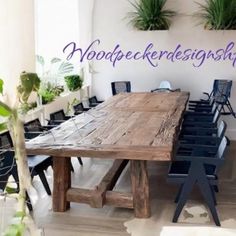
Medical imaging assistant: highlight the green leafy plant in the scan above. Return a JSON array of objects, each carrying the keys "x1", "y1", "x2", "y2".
[
  {"x1": 128, "y1": 0, "x2": 176, "y2": 30},
  {"x1": 36, "y1": 55, "x2": 74, "y2": 85},
  {"x1": 19, "y1": 102, "x2": 37, "y2": 114},
  {"x1": 196, "y1": 0, "x2": 236, "y2": 30},
  {"x1": 17, "y1": 72, "x2": 41, "y2": 104},
  {"x1": 64, "y1": 75, "x2": 83, "y2": 91},
  {"x1": 0, "y1": 73, "x2": 41, "y2": 235},
  {"x1": 38, "y1": 82, "x2": 64, "y2": 105}
]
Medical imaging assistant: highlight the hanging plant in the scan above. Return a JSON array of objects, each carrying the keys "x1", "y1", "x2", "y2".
[
  {"x1": 128, "y1": 0, "x2": 176, "y2": 30},
  {"x1": 196, "y1": 0, "x2": 236, "y2": 30}
]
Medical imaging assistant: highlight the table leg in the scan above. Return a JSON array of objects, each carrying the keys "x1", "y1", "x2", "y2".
[
  {"x1": 130, "y1": 160, "x2": 150, "y2": 218},
  {"x1": 53, "y1": 156, "x2": 71, "y2": 212}
]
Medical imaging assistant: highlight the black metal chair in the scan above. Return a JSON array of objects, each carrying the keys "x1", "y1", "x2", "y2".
[
  {"x1": 167, "y1": 137, "x2": 228, "y2": 226},
  {"x1": 48, "y1": 109, "x2": 71, "y2": 125},
  {"x1": 0, "y1": 150, "x2": 18, "y2": 192},
  {"x1": 88, "y1": 96, "x2": 104, "y2": 107},
  {"x1": 1, "y1": 131, "x2": 52, "y2": 195},
  {"x1": 46, "y1": 113, "x2": 84, "y2": 167},
  {"x1": 0, "y1": 131, "x2": 52, "y2": 202},
  {"x1": 179, "y1": 120, "x2": 226, "y2": 147},
  {"x1": 111, "y1": 81, "x2": 131, "y2": 95},
  {"x1": 24, "y1": 119, "x2": 83, "y2": 168},
  {"x1": 24, "y1": 118, "x2": 56, "y2": 139},
  {"x1": 73, "y1": 103, "x2": 90, "y2": 115},
  {"x1": 187, "y1": 102, "x2": 218, "y2": 114},
  {"x1": 189, "y1": 80, "x2": 235, "y2": 117},
  {"x1": 182, "y1": 108, "x2": 220, "y2": 129},
  {"x1": 213, "y1": 80, "x2": 235, "y2": 117},
  {"x1": 0, "y1": 149, "x2": 35, "y2": 211}
]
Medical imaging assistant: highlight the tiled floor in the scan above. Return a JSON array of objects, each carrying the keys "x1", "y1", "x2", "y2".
[{"x1": 1, "y1": 142, "x2": 236, "y2": 235}]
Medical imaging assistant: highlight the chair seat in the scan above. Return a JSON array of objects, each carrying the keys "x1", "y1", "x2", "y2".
[
  {"x1": 27, "y1": 155, "x2": 51, "y2": 168},
  {"x1": 168, "y1": 161, "x2": 216, "y2": 180}
]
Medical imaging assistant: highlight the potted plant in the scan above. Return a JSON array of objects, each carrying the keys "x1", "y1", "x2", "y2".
[
  {"x1": 36, "y1": 55, "x2": 74, "y2": 90},
  {"x1": 64, "y1": 75, "x2": 83, "y2": 91},
  {"x1": 195, "y1": 0, "x2": 236, "y2": 30},
  {"x1": 127, "y1": 0, "x2": 176, "y2": 30},
  {"x1": 38, "y1": 82, "x2": 64, "y2": 105}
]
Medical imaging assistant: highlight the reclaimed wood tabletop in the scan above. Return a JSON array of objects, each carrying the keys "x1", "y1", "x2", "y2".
[{"x1": 26, "y1": 92, "x2": 189, "y2": 161}]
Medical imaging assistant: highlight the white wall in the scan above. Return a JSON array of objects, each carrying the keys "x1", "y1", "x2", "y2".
[
  {"x1": 0, "y1": 0, "x2": 35, "y2": 106},
  {"x1": 35, "y1": 0, "x2": 80, "y2": 84},
  {"x1": 91, "y1": 0, "x2": 236, "y2": 139}
]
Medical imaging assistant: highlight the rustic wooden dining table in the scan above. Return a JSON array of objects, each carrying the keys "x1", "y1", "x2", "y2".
[{"x1": 26, "y1": 92, "x2": 189, "y2": 218}]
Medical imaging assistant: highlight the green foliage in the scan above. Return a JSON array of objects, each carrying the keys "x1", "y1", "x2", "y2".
[
  {"x1": 36, "y1": 55, "x2": 45, "y2": 67},
  {"x1": 196, "y1": 0, "x2": 236, "y2": 30},
  {"x1": 14, "y1": 211, "x2": 26, "y2": 218},
  {"x1": 17, "y1": 72, "x2": 41, "y2": 104},
  {"x1": 4, "y1": 223, "x2": 25, "y2": 236},
  {"x1": 0, "y1": 102, "x2": 12, "y2": 117},
  {"x1": 58, "y1": 62, "x2": 74, "y2": 75},
  {"x1": 0, "y1": 79, "x2": 3, "y2": 94},
  {"x1": 128, "y1": 0, "x2": 176, "y2": 30},
  {"x1": 0, "y1": 79, "x2": 12, "y2": 117},
  {"x1": 40, "y1": 90, "x2": 56, "y2": 104},
  {"x1": 5, "y1": 186, "x2": 18, "y2": 194},
  {"x1": 64, "y1": 75, "x2": 83, "y2": 91},
  {"x1": 38, "y1": 82, "x2": 64, "y2": 104},
  {"x1": 0, "y1": 122, "x2": 7, "y2": 131},
  {"x1": 50, "y1": 57, "x2": 61, "y2": 64},
  {"x1": 19, "y1": 102, "x2": 37, "y2": 114},
  {"x1": 36, "y1": 55, "x2": 74, "y2": 85}
]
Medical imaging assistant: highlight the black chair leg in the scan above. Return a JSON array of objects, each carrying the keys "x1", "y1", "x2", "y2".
[
  {"x1": 77, "y1": 157, "x2": 83, "y2": 166},
  {"x1": 214, "y1": 185, "x2": 219, "y2": 193},
  {"x1": 38, "y1": 171, "x2": 51, "y2": 195},
  {"x1": 173, "y1": 177, "x2": 195, "y2": 223},
  {"x1": 70, "y1": 161, "x2": 74, "y2": 172},
  {"x1": 11, "y1": 168, "x2": 20, "y2": 191},
  {"x1": 26, "y1": 191, "x2": 33, "y2": 211},
  {"x1": 210, "y1": 186, "x2": 217, "y2": 205},
  {"x1": 174, "y1": 184, "x2": 183, "y2": 203},
  {"x1": 198, "y1": 175, "x2": 221, "y2": 226}
]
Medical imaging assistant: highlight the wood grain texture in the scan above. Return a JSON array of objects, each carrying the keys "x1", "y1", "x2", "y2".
[
  {"x1": 53, "y1": 156, "x2": 71, "y2": 212},
  {"x1": 91, "y1": 159, "x2": 129, "y2": 208},
  {"x1": 66, "y1": 188, "x2": 134, "y2": 209},
  {"x1": 26, "y1": 92, "x2": 189, "y2": 161},
  {"x1": 130, "y1": 160, "x2": 150, "y2": 218}
]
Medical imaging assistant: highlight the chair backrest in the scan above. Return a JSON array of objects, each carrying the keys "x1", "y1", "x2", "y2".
[
  {"x1": 0, "y1": 150, "x2": 15, "y2": 190},
  {"x1": 73, "y1": 103, "x2": 84, "y2": 113},
  {"x1": 111, "y1": 81, "x2": 131, "y2": 95},
  {"x1": 217, "y1": 121, "x2": 227, "y2": 139},
  {"x1": 159, "y1": 80, "x2": 172, "y2": 90},
  {"x1": 89, "y1": 96, "x2": 97, "y2": 104},
  {"x1": 216, "y1": 137, "x2": 227, "y2": 161},
  {"x1": 0, "y1": 131, "x2": 13, "y2": 149},
  {"x1": 213, "y1": 109, "x2": 220, "y2": 124},
  {"x1": 205, "y1": 137, "x2": 227, "y2": 174},
  {"x1": 24, "y1": 119, "x2": 42, "y2": 132},
  {"x1": 213, "y1": 80, "x2": 232, "y2": 103},
  {"x1": 50, "y1": 110, "x2": 66, "y2": 121}
]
